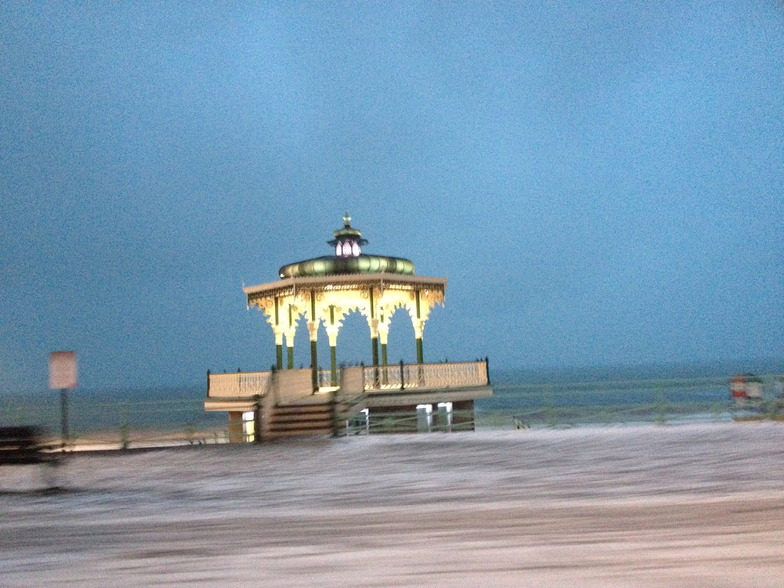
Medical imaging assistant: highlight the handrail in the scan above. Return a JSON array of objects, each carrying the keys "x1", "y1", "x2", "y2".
[{"x1": 337, "y1": 391, "x2": 369, "y2": 420}]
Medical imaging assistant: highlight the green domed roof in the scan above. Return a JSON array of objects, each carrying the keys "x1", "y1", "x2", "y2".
[{"x1": 279, "y1": 213, "x2": 415, "y2": 279}]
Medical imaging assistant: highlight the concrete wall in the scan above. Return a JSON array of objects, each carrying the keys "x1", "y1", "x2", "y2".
[
  {"x1": 339, "y1": 366, "x2": 365, "y2": 397},
  {"x1": 274, "y1": 369, "x2": 315, "y2": 404}
]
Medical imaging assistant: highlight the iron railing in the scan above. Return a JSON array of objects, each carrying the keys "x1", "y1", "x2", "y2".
[
  {"x1": 478, "y1": 374, "x2": 784, "y2": 429},
  {"x1": 1, "y1": 396, "x2": 227, "y2": 450},
  {"x1": 339, "y1": 407, "x2": 477, "y2": 436}
]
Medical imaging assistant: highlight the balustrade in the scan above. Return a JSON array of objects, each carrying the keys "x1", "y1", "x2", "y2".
[
  {"x1": 208, "y1": 361, "x2": 487, "y2": 398},
  {"x1": 208, "y1": 371, "x2": 272, "y2": 398},
  {"x1": 363, "y1": 361, "x2": 488, "y2": 391}
]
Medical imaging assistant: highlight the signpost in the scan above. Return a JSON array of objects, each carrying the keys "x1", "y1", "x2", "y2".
[{"x1": 49, "y1": 351, "x2": 78, "y2": 450}]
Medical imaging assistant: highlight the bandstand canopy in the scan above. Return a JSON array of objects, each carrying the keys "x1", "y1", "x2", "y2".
[{"x1": 243, "y1": 213, "x2": 447, "y2": 377}]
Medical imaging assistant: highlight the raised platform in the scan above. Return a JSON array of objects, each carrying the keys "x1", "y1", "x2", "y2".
[{"x1": 205, "y1": 361, "x2": 492, "y2": 441}]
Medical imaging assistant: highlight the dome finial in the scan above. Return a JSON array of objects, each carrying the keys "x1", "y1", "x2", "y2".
[{"x1": 343, "y1": 210, "x2": 351, "y2": 227}]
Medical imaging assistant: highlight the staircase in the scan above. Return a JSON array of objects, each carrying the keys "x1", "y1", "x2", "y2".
[{"x1": 265, "y1": 403, "x2": 334, "y2": 439}]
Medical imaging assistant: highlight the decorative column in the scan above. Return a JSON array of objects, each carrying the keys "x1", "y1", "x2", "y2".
[
  {"x1": 370, "y1": 319, "x2": 380, "y2": 367},
  {"x1": 272, "y1": 297, "x2": 284, "y2": 370},
  {"x1": 378, "y1": 321, "x2": 390, "y2": 384},
  {"x1": 413, "y1": 319, "x2": 424, "y2": 364},
  {"x1": 369, "y1": 318, "x2": 380, "y2": 388},
  {"x1": 285, "y1": 304, "x2": 297, "y2": 369},
  {"x1": 284, "y1": 330, "x2": 295, "y2": 369},
  {"x1": 369, "y1": 289, "x2": 379, "y2": 367},
  {"x1": 326, "y1": 305, "x2": 340, "y2": 386},
  {"x1": 414, "y1": 290, "x2": 424, "y2": 364},
  {"x1": 413, "y1": 315, "x2": 425, "y2": 386},
  {"x1": 273, "y1": 327, "x2": 285, "y2": 371},
  {"x1": 307, "y1": 321, "x2": 319, "y2": 391},
  {"x1": 326, "y1": 326, "x2": 339, "y2": 386}
]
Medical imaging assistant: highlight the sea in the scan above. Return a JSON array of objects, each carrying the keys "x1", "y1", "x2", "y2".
[{"x1": 1, "y1": 361, "x2": 782, "y2": 443}]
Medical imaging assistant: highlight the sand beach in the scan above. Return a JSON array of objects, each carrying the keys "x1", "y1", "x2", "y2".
[{"x1": 1, "y1": 423, "x2": 783, "y2": 586}]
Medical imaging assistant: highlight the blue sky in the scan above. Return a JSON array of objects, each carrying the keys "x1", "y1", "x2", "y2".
[{"x1": 1, "y1": 2, "x2": 782, "y2": 391}]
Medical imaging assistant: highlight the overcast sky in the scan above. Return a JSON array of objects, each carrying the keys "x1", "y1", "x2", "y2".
[{"x1": 1, "y1": 2, "x2": 782, "y2": 391}]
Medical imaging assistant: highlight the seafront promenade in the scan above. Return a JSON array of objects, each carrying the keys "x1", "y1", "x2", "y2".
[{"x1": 2, "y1": 423, "x2": 783, "y2": 586}]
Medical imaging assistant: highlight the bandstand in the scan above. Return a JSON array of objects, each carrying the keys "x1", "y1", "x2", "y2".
[{"x1": 204, "y1": 214, "x2": 492, "y2": 441}]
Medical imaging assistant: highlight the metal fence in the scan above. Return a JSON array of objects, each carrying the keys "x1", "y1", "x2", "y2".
[
  {"x1": 476, "y1": 374, "x2": 784, "y2": 429},
  {"x1": 1, "y1": 395, "x2": 227, "y2": 450},
  {"x1": 342, "y1": 407, "x2": 477, "y2": 436}
]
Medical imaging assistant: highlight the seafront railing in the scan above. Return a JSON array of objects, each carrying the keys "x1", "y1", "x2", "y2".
[
  {"x1": 362, "y1": 360, "x2": 489, "y2": 391},
  {"x1": 479, "y1": 374, "x2": 784, "y2": 429},
  {"x1": 0, "y1": 392, "x2": 227, "y2": 450}
]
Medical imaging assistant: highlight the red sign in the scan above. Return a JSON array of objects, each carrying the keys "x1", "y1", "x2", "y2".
[{"x1": 49, "y1": 351, "x2": 78, "y2": 389}]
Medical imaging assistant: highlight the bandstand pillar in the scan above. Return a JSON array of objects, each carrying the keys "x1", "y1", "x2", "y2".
[
  {"x1": 379, "y1": 322, "x2": 389, "y2": 384},
  {"x1": 307, "y1": 321, "x2": 319, "y2": 391},
  {"x1": 284, "y1": 330, "x2": 295, "y2": 369},
  {"x1": 326, "y1": 326, "x2": 339, "y2": 386},
  {"x1": 371, "y1": 335, "x2": 379, "y2": 367},
  {"x1": 369, "y1": 319, "x2": 380, "y2": 387},
  {"x1": 273, "y1": 328, "x2": 284, "y2": 371},
  {"x1": 414, "y1": 290, "x2": 425, "y2": 364},
  {"x1": 413, "y1": 319, "x2": 425, "y2": 364}
]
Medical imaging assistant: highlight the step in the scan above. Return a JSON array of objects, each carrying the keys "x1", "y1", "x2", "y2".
[
  {"x1": 273, "y1": 404, "x2": 332, "y2": 414},
  {"x1": 269, "y1": 418, "x2": 332, "y2": 430},
  {"x1": 264, "y1": 428, "x2": 334, "y2": 439},
  {"x1": 266, "y1": 402, "x2": 334, "y2": 439}
]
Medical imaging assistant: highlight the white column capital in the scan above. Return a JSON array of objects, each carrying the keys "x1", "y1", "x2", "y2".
[
  {"x1": 284, "y1": 329, "x2": 296, "y2": 348},
  {"x1": 326, "y1": 325, "x2": 340, "y2": 347}
]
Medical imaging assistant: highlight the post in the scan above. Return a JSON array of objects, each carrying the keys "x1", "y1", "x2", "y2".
[
  {"x1": 253, "y1": 394, "x2": 262, "y2": 444},
  {"x1": 119, "y1": 403, "x2": 129, "y2": 449},
  {"x1": 400, "y1": 359, "x2": 405, "y2": 390},
  {"x1": 49, "y1": 350, "x2": 77, "y2": 451},
  {"x1": 330, "y1": 388, "x2": 340, "y2": 438},
  {"x1": 60, "y1": 388, "x2": 69, "y2": 450}
]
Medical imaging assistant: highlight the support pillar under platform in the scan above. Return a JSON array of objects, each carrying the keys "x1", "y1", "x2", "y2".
[{"x1": 227, "y1": 412, "x2": 244, "y2": 443}]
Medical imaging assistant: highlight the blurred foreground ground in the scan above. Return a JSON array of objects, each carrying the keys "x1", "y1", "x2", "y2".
[{"x1": 1, "y1": 423, "x2": 783, "y2": 587}]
